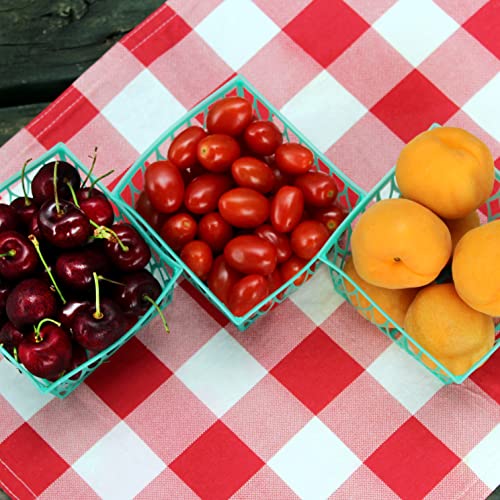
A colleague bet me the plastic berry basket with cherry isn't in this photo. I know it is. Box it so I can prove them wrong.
[0,143,182,398]
[113,74,365,331]
[321,125,500,385]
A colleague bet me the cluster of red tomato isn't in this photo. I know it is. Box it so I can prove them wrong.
[135,96,348,317]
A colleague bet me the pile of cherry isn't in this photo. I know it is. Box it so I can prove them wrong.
[0,159,165,382]
[135,96,348,317]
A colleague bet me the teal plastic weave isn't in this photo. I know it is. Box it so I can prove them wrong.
[320,163,500,384]
[113,75,365,331]
[0,143,182,398]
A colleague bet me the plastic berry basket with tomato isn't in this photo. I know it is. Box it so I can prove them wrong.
[113,74,365,331]
[0,143,182,398]
[320,158,500,385]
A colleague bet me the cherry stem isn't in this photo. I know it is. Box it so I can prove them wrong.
[98,275,125,286]
[12,347,18,362]
[0,249,16,258]
[21,158,32,205]
[89,169,114,193]
[82,147,98,188]
[142,295,170,334]
[34,318,61,338]
[66,181,129,253]
[93,226,129,252]
[66,180,80,207]
[28,234,67,304]
[93,272,103,320]
[53,161,61,215]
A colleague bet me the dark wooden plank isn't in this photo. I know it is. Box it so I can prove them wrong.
[0,0,163,107]
[0,101,49,145]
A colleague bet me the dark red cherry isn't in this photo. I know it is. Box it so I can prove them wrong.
[76,188,114,227]
[104,223,151,272]
[73,299,127,351]
[68,343,89,380]
[31,161,81,205]
[38,200,92,249]
[58,299,91,332]
[0,231,38,280]
[10,198,38,228]
[0,203,19,232]
[55,246,109,290]
[6,278,57,330]
[18,320,72,380]
[113,270,162,315]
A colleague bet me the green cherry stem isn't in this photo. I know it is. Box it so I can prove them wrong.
[93,272,103,320]
[98,275,125,286]
[53,160,61,215]
[89,169,114,194]
[142,295,170,334]
[81,147,98,188]
[28,234,66,304]
[34,318,61,342]
[21,158,32,205]
[66,181,129,253]
[93,226,129,252]
[0,249,16,258]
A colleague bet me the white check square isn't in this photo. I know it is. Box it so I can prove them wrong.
[0,359,53,420]
[176,329,267,417]
[268,417,361,499]
[367,343,444,414]
[196,0,280,70]
[374,0,459,66]
[463,74,500,142]
[464,424,500,490]
[281,71,367,152]
[101,69,185,153]
[73,421,165,500]
[290,265,345,325]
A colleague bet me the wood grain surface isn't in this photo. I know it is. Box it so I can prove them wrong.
[0,0,163,145]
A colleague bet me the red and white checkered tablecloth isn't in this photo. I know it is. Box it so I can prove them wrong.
[1,1,499,498]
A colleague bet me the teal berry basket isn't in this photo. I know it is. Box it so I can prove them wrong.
[320,159,500,385]
[113,74,365,331]
[0,143,182,399]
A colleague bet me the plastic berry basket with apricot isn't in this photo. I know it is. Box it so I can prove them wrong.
[0,143,182,398]
[321,125,500,385]
[113,75,365,331]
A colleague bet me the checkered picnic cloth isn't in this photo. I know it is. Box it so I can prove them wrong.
[0,1,499,498]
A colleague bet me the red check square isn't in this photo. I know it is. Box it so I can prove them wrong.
[85,337,172,418]
[371,70,459,143]
[365,417,460,500]
[284,0,369,67]
[122,5,191,66]
[27,87,99,149]
[170,421,265,500]
[0,423,69,498]
[470,346,500,405]
[463,0,500,59]
[271,328,364,414]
